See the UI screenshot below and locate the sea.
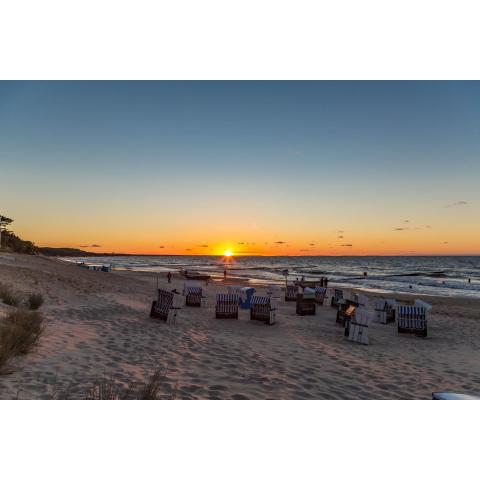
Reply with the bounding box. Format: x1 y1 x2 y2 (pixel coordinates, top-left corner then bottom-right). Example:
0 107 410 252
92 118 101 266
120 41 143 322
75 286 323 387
62 255 480 299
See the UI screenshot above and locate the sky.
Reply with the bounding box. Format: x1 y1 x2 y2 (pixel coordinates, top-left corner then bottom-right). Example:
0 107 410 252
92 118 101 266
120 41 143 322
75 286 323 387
0 81 479 256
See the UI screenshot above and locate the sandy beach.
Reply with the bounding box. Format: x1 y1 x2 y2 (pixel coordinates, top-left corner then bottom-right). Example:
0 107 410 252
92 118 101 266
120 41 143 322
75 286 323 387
0 252 479 399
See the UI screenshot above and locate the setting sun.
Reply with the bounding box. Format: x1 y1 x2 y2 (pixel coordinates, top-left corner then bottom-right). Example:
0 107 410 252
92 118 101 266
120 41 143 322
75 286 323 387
223 249 233 257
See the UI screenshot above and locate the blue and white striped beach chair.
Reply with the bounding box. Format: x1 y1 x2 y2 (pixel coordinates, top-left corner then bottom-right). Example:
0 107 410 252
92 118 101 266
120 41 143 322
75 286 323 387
346 308 370 345
315 286 327 305
250 295 276 325
397 305 427 337
215 293 239 319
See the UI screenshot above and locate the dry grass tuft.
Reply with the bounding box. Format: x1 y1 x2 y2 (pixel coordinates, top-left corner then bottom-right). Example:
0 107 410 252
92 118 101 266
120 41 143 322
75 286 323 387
26 293 44 310
0 284 22 307
85 376 119 400
0 309 45 374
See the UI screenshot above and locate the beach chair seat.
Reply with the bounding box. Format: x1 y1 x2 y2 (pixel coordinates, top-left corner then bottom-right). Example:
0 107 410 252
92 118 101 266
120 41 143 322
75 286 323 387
346 308 370 345
215 293 239 319
250 295 276 325
185 286 203 307
150 289 182 324
397 305 427 337
285 284 298 302
314 286 327 305
336 303 356 327
331 289 344 308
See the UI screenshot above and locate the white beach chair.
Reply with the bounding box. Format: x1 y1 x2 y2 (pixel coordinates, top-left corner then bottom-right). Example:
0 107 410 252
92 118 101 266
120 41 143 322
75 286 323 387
347 308 370 345
374 298 396 324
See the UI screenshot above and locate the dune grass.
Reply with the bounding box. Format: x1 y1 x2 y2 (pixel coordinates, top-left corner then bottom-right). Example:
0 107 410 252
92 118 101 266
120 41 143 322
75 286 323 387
26 293 44 310
0 283 22 307
0 309 45 374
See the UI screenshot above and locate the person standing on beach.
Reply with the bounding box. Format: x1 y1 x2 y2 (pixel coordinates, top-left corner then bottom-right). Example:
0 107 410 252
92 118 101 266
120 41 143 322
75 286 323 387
224 268 227 280
167 272 172 283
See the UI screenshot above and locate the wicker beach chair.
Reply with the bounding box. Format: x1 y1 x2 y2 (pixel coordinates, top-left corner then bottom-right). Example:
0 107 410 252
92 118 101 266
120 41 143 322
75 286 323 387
250 295 276 325
314 286 327 305
346 308 370 345
331 289 344 308
185 286 203 307
150 289 182 324
285 284 298 302
397 305 427 337
215 293 239 319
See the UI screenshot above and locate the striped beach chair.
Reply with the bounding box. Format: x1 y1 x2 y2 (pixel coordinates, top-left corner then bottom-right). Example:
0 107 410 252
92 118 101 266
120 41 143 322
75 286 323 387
331 289 344 308
150 289 182 324
314 286 327 305
285 284 298 302
346 308 370 345
250 295 276 325
215 293 239 319
296 288 316 316
185 286 203 307
397 305 427 337
227 286 241 295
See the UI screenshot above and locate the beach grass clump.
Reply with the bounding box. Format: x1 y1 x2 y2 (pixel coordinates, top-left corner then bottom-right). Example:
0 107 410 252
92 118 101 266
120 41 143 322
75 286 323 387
0 309 45 374
26 293 44 310
0 284 22 307
85 369 168 400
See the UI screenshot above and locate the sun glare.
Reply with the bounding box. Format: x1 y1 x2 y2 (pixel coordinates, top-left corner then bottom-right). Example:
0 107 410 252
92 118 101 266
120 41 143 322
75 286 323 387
223 250 233 257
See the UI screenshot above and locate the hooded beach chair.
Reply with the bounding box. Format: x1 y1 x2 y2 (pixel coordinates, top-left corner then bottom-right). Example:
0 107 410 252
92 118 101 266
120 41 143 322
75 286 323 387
215 293 239 319
331 289 344 308
346 308 370 345
150 288 183 324
250 295 276 325
315 286 327 305
285 284 298 302
397 305 428 337
374 298 396 324
296 288 316 316
185 285 203 307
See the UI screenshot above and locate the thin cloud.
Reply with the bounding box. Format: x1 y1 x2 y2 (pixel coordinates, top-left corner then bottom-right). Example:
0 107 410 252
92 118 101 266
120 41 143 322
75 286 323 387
340 244 353 247
403 220 409 223
445 200 468 208
198 245 209 248
425 225 432 229
238 242 245 245
80 244 102 248
394 227 408 231
309 243 315 246
275 241 286 244
337 230 344 233
337 235 344 238
159 246 165 249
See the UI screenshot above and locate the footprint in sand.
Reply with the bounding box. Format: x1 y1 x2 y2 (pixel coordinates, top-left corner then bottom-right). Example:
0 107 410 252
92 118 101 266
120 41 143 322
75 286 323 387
208 384 227 391
231 393 249 400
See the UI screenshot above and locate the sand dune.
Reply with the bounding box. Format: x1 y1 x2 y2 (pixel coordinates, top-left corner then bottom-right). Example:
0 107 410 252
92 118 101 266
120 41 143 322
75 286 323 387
0 253 479 399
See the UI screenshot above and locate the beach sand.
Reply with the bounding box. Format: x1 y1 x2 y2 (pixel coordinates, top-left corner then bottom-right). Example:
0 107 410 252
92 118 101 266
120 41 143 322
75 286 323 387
0 252 479 399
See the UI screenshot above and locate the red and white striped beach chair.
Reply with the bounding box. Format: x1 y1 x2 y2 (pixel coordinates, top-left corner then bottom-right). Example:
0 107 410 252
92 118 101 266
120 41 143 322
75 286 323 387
185 286 203 307
315 286 327 305
150 289 182 324
250 295 276 325
215 293 239 319
285 284 298 302
397 305 427 337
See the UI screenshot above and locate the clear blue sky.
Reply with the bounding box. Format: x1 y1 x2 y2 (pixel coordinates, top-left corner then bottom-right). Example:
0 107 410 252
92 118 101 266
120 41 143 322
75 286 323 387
1 81 478 254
